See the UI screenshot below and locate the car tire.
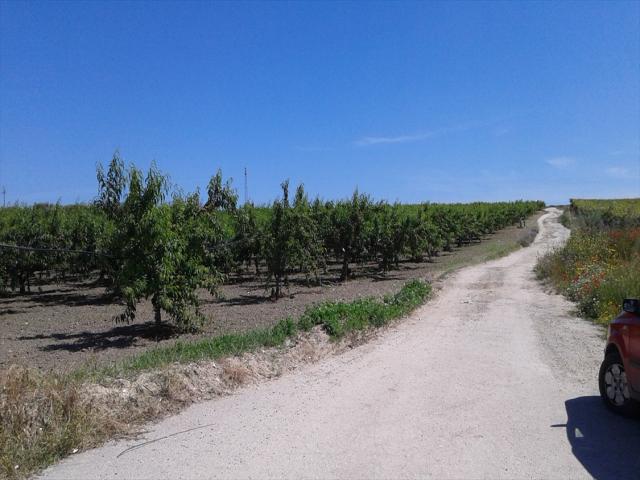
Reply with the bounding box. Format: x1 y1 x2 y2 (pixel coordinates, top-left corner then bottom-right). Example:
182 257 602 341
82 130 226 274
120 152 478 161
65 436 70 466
599 353 640 417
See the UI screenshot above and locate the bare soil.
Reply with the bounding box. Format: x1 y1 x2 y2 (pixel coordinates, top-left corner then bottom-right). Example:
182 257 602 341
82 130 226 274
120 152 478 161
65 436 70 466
0 214 541 372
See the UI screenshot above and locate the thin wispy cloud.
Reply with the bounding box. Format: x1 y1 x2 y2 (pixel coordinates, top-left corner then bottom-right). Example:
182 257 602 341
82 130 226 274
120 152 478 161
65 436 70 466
545 156 576 169
605 166 640 179
354 121 487 147
355 131 438 146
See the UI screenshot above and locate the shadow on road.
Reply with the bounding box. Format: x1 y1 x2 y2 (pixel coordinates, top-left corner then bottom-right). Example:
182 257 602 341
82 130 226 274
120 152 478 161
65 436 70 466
563 396 640 480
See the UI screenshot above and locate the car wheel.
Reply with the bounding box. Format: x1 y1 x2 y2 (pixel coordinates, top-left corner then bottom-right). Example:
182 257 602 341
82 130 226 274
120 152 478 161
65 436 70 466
599 353 639 417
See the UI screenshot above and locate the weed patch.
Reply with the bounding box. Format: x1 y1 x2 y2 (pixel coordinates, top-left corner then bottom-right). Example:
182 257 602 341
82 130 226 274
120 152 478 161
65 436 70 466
297 280 431 338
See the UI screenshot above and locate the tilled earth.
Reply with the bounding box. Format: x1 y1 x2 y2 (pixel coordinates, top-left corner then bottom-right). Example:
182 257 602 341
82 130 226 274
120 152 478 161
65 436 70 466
1 215 540 372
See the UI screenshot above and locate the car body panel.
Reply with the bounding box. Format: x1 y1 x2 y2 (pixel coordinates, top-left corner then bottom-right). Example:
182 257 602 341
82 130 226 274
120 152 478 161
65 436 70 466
607 310 640 399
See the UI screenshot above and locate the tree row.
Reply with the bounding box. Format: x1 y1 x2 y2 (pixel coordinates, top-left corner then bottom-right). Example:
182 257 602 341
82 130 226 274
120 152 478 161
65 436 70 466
0 153 544 329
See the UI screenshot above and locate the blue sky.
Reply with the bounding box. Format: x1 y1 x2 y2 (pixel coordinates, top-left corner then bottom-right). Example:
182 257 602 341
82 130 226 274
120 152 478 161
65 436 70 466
1 1 638 206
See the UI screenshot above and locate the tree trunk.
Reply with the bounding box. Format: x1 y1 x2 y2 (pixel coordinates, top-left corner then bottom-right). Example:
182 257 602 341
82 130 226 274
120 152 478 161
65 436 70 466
341 253 349 281
154 303 162 325
275 276 281 299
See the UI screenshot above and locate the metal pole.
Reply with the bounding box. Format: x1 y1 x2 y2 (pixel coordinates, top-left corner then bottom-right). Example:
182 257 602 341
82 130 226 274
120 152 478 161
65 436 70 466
244 167 249 205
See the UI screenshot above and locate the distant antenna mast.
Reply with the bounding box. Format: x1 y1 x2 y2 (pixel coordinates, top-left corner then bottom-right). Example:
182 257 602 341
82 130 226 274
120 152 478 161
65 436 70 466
244 167 249 205
1 186 5 207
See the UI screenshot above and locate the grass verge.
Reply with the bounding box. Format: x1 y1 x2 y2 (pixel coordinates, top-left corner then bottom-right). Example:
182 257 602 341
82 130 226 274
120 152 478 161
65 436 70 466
536 207 640 325
1 367 98 479
1 279 431 479
297 279 430 337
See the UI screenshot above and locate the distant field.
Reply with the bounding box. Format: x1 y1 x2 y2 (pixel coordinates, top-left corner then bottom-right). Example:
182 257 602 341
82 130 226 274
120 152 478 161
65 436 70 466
570 198 640 222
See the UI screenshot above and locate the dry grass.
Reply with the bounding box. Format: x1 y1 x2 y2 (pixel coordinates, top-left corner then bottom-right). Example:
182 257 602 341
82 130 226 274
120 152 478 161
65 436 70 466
0 366 117 479
220 360 252 387
0 363 218 479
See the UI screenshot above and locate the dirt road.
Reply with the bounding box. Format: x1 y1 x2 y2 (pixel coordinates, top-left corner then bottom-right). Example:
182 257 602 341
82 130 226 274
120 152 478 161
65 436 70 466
39 209 640 480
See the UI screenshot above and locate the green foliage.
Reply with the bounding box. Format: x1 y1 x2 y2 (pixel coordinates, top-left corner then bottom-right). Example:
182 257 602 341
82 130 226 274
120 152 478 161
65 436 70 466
262 181 290 298
370 202 404 271
289 184 325 281
537 199 640 324
0 195 543 298
297 279 431 337
232 202 262 274
403 208 442 261
262 180 324 297
0 204 108 293
569 198 640 230
109 165 221 330
328 190 373 280
95 151 125 220
205 169 238 213
0 151 544 320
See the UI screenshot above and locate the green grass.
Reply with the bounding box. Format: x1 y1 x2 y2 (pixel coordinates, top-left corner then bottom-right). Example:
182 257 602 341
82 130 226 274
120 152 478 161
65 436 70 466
3 279 431 479
73 317 298 381
75 279 431 382
297 279 431 337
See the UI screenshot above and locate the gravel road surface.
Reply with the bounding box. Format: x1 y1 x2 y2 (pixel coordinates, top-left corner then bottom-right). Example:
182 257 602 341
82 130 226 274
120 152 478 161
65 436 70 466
39 208 640 480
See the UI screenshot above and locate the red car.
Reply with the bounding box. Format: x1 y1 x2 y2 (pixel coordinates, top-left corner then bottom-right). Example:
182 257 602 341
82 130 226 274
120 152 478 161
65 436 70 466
599 298 640 416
